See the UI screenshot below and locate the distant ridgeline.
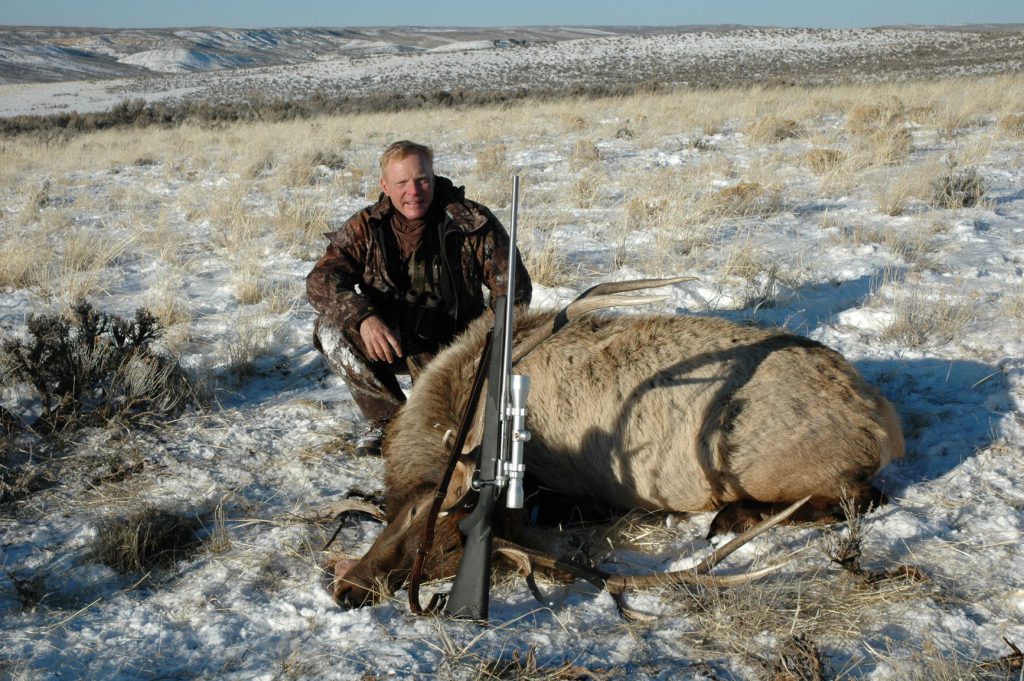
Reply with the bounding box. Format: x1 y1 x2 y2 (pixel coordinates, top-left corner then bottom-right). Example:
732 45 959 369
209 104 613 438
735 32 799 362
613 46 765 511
2 25 1023 137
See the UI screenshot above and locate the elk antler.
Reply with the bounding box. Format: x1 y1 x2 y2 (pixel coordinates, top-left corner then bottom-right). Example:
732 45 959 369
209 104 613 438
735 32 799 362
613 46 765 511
493 496 811 620
313 498 388 551
512 276 695 365
575 276 697 300
311 498 387 524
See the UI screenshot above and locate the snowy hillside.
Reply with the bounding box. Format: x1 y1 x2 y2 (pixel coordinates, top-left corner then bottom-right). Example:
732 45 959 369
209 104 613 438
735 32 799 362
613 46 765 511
1 26 1024 118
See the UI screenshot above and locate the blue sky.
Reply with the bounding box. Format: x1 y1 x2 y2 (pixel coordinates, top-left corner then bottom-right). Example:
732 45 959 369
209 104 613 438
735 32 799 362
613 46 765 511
3 0 1022 29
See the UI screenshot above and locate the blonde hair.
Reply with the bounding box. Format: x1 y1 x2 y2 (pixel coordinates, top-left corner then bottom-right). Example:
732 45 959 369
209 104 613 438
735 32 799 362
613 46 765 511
379 140 433 176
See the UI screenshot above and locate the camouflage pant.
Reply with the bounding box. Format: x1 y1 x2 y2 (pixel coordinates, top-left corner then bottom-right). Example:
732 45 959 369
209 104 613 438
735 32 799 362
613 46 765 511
313 317 434 425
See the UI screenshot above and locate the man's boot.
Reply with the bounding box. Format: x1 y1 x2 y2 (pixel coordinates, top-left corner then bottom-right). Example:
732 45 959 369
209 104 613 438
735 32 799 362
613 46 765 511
355 422 385 457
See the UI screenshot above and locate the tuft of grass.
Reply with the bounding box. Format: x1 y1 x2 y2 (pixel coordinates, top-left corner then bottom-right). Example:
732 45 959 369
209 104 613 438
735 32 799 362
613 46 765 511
278 148 346 186
802 148 845 174
17 179 53 224
931 167 986 209
205 500 233 555
571 173 602 209
1004 285 1024 320
870 638 1022 681
231 258 269 306
846 98 905 135
746 115 802 144
885 225 943 271
710 181 783 219
765 633 830 681
568 139 601 171
874 171 923 217
522 239 575 289
469 145 516 207
558 112 588 132
93 506 204 574
623 194 668 231
880 287 977 349
274 196 332 260
145 285 194 331
0 230 49 291
865 125 914 166
223 311 283 380
474 144 510 176
997 112 1024 138
670 566 929 667
720 245 799 311
240 148 276 178
820 495 870 575
334 165 367 197
475 647 607 680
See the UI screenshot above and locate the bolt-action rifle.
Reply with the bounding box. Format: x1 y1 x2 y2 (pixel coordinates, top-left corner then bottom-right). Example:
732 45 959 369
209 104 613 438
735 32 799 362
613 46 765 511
442 176 530 620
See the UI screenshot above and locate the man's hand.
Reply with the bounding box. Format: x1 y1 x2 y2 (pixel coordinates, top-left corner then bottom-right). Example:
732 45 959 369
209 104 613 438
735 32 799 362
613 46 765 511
359 315 403 363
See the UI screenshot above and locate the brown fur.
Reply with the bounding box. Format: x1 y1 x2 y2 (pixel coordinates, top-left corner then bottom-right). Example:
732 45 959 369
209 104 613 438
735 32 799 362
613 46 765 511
332 310 904 607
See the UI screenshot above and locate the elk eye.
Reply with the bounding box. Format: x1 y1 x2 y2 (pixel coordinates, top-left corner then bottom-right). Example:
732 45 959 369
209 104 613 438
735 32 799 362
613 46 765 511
409 505 417 519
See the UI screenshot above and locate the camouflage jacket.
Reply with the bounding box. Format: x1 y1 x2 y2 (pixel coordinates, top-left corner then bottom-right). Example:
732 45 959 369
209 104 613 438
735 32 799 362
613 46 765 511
306 176 532 350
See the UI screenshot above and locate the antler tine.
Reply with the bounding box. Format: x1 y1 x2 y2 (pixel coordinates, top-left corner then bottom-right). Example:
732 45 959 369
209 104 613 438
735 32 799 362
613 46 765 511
511 276 695 366
311 498 387 524
693 495 812 574
607 559 792 590
577 276 696 299
566 294 669 317
602 497 811 591
491 499 808 617
511 294 669 364
317 498 389 551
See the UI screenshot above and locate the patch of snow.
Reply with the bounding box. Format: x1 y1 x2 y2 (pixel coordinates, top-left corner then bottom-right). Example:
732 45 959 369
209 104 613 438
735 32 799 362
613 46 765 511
119 48 255 73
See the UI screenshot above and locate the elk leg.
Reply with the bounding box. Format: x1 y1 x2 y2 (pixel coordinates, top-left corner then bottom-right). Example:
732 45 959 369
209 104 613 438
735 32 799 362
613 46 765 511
706 485 888 539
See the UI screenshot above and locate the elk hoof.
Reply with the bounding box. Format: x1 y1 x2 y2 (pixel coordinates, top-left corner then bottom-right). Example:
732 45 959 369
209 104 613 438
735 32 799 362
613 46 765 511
706 502 766 539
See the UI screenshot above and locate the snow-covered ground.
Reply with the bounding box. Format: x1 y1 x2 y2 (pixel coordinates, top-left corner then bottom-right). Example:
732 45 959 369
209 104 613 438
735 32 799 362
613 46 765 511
1 34 1023 680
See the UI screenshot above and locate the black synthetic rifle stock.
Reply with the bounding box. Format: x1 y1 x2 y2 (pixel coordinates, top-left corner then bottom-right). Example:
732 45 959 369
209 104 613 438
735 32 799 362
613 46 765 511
443 177 528 620
441 296 507 619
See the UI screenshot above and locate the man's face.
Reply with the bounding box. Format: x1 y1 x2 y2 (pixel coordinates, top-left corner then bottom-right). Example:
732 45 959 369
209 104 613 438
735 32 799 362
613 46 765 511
380 153 435 220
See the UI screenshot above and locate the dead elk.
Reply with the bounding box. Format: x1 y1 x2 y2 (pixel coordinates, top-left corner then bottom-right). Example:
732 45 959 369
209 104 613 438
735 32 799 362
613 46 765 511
330 283 904 609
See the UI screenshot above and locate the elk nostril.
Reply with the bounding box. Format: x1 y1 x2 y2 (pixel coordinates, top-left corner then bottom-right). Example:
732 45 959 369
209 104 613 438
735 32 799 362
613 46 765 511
335 585 357 609
334 584 369 610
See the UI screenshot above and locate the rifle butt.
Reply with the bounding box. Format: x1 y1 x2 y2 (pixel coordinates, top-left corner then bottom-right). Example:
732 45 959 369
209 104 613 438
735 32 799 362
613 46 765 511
443 486 497 620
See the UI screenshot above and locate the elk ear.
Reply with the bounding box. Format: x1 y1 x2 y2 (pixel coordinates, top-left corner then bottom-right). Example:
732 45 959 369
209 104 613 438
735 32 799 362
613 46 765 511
441 456 477 512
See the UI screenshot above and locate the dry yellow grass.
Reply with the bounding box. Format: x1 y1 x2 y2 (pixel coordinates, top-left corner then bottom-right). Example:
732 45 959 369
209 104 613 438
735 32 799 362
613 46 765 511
474 143 510 176
623 194 669 231
802 147 845 174
711 181 783 218
746 115 802 144
998 112 1024 137
880 286 978 349
568 139 601 171
846 97 906 135
274 195 332 260
0 72 1021 347
874 171 920 216
522 239 574 288
0 228 50 291
570 173 602 209
1004 284 1024 320
863 125 914 165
